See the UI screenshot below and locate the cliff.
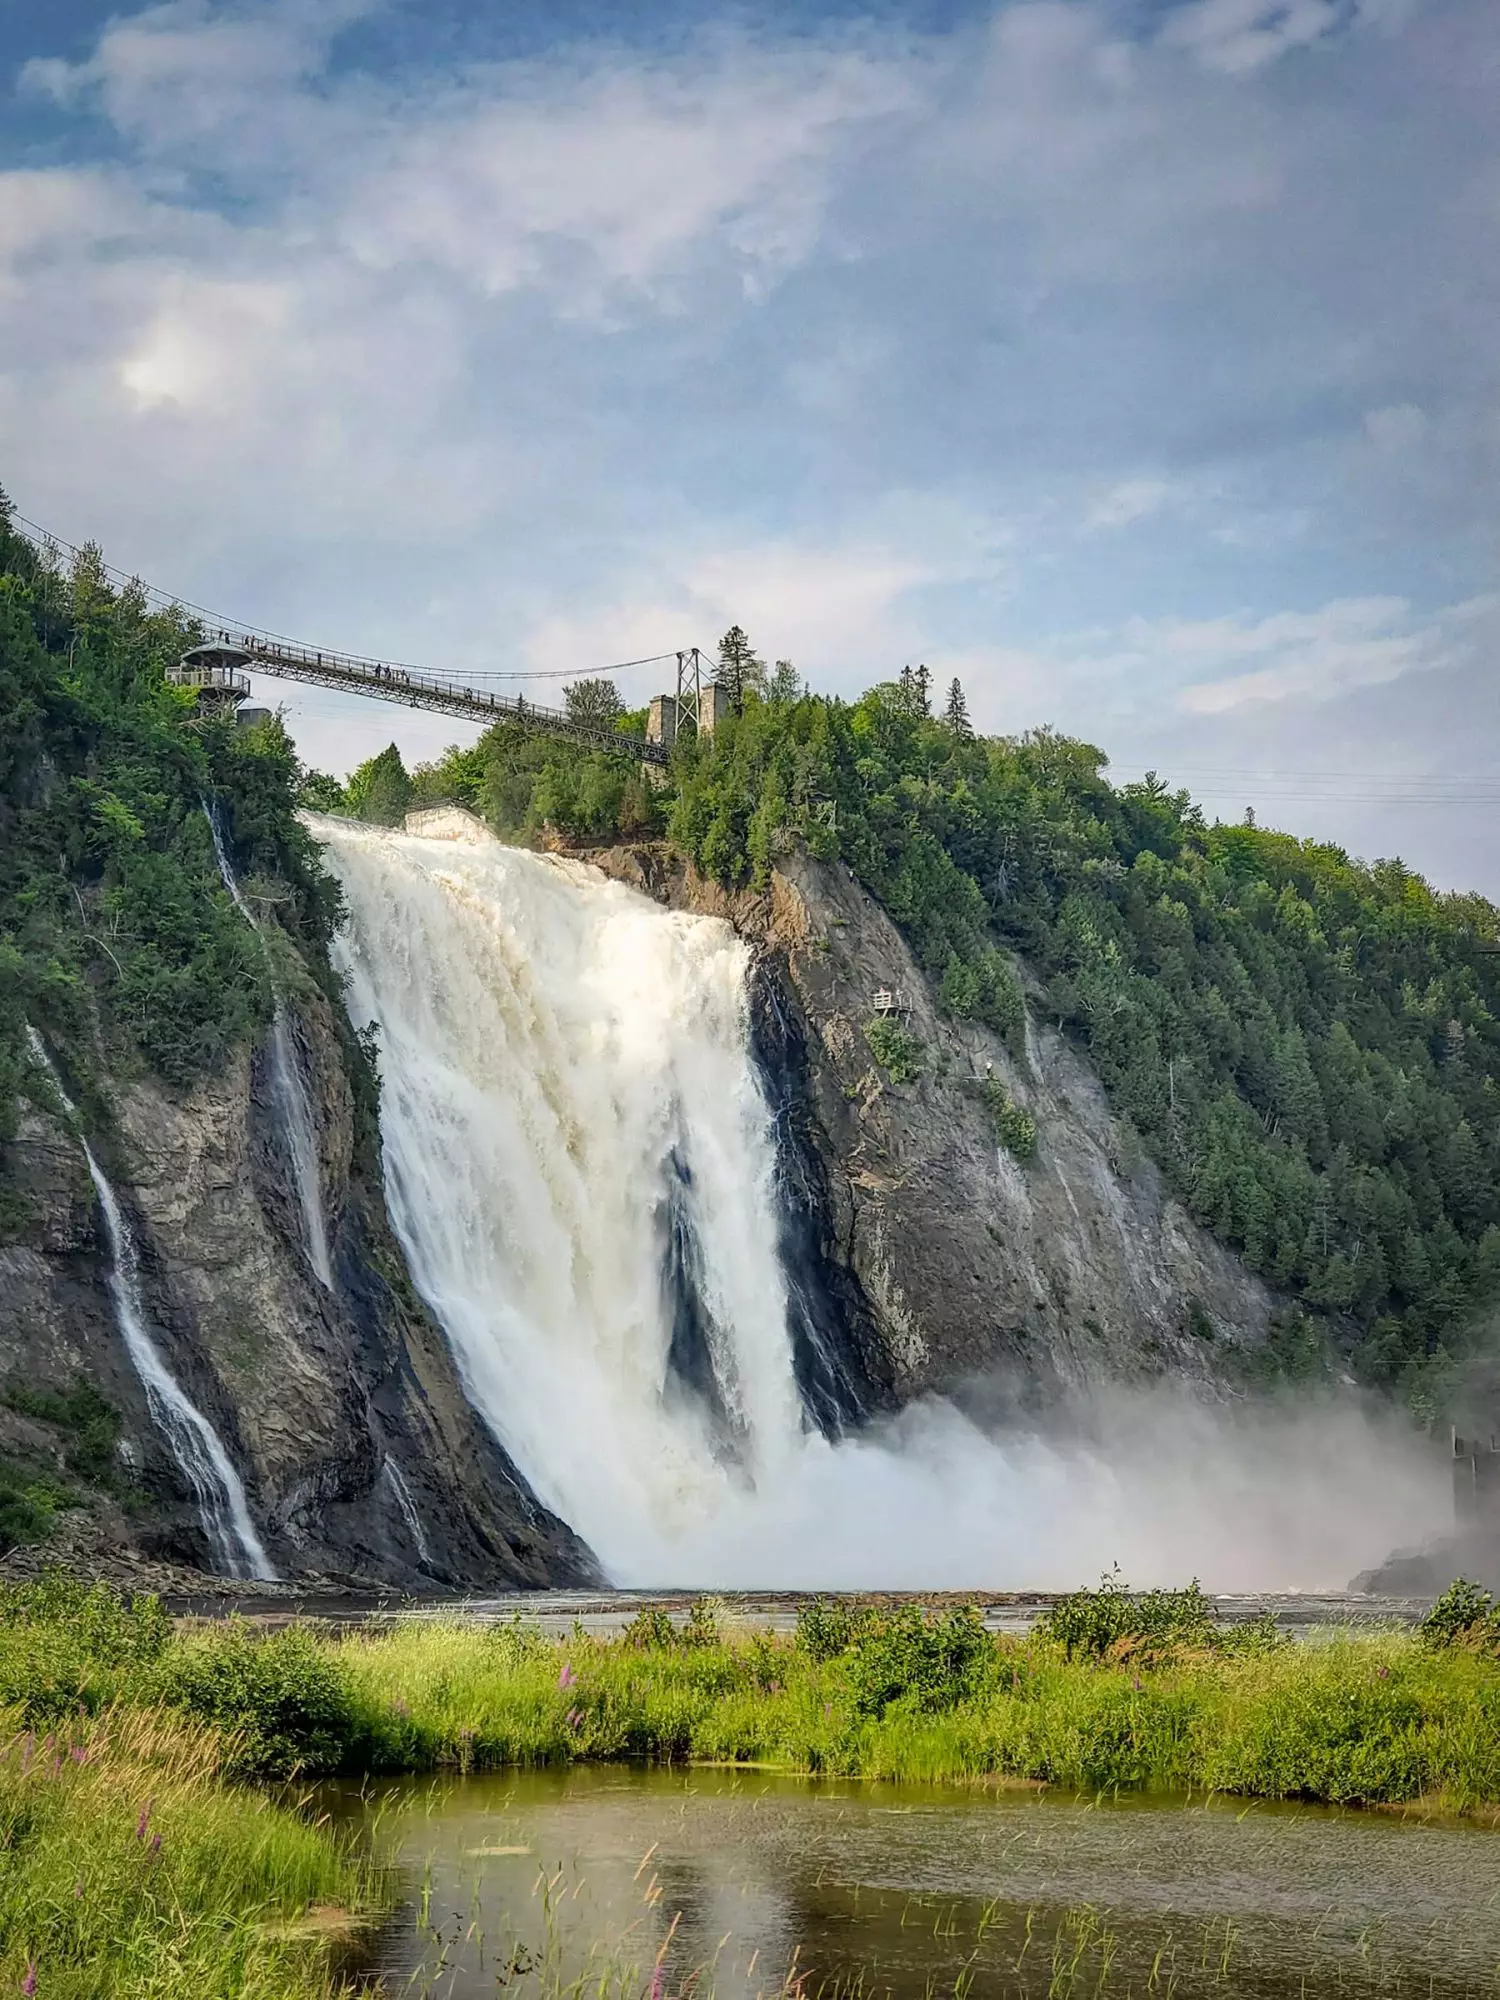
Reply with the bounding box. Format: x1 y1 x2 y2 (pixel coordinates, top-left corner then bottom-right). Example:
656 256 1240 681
0 974 592 1591
587 840 1281 1411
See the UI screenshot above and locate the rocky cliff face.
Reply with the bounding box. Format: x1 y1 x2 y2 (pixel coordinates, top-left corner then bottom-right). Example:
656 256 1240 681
588 841 1278 1412
0 975 591 1591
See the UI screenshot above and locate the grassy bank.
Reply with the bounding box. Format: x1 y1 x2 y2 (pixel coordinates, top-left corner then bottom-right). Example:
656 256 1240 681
8 1576 1500 1820
0 1577 389 1997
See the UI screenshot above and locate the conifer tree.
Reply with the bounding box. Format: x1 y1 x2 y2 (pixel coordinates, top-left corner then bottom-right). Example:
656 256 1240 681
944 677 973 738
713 626 765 711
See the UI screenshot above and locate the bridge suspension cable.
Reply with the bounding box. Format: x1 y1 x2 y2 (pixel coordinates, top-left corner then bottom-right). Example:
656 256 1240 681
7 513 706 762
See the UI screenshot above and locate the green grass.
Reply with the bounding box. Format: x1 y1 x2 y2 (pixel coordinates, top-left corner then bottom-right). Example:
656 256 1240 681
5 1571 1500 2000
0 1706 384 1999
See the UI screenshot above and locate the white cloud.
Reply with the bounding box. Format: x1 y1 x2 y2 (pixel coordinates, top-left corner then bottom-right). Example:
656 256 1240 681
1160 0 1345 74
1173 594 1500 712
1084 478 1177 529
2 0 1496 886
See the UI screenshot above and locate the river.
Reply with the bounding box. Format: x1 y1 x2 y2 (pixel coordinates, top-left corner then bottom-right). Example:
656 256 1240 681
327 1764 1500 1998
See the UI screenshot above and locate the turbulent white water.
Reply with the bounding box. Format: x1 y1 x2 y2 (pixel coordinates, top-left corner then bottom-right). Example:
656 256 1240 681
315 816 1448 1590
25 1029 275 1580
205 805 334 1290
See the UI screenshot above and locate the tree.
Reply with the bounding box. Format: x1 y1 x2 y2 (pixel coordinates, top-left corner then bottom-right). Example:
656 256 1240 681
944 677 972 738
298 769 346 812
713 626 766 711
563 677 625 732
767 659 801 705
345 743 412 825
897 663 932 717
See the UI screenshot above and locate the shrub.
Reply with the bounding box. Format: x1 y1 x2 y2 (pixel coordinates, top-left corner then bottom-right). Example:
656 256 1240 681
0 1572 171 1719
982 1075 1037 1159
1422 1578 1500 1651
864 1017 924 1084
157 1623 362 1777
1041 1572 1220 1664
621 1605 679 1650
795 1598 876 1662
621 1599 722 1651
846 1605 995 1716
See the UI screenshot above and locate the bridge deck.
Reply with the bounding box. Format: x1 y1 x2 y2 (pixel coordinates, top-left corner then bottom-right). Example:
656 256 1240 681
193 632 669 764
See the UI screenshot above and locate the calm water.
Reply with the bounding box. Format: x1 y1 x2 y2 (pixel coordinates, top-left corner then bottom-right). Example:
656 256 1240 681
330 1765 1500 1998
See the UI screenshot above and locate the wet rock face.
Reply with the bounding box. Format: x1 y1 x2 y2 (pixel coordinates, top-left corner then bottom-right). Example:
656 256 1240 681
0 981 593 1590
587 842 1277 1407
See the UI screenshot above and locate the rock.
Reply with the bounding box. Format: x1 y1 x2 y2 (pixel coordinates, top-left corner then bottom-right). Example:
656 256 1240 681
0 981 593 1591
586 840 1279 1407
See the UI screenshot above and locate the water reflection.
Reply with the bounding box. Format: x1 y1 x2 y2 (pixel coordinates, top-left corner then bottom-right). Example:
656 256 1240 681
327 1766 1500 1998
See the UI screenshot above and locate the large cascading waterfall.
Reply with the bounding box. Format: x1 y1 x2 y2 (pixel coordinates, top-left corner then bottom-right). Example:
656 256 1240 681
315 817 1448 1590
318 816 805 1578
25 1030 275 1580
205 805 334 1289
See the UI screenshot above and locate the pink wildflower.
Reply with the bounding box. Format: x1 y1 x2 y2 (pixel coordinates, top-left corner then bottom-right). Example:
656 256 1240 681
21 1962 36 1996
648 1965 665 2000
135 1803 151 1842
148 1833 162 1859
558 1663 576 1690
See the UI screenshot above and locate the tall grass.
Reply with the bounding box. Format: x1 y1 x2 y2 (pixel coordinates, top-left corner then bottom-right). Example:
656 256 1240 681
0 1704 385 1999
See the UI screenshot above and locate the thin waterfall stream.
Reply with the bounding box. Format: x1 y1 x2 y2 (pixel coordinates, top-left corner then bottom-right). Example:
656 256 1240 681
205 804 334 1289
24 1029 274 1579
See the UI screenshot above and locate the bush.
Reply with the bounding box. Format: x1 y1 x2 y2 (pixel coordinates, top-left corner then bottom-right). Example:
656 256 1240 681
982 1075 1037 1159
795 1598 876 1662
1422 1578 1500 1651
864 1017 924 1084
1042 1573 1220 1664
0 1573 171 1719
157 1624 363 1777
846 1605 995 1717
620 1599 722 1651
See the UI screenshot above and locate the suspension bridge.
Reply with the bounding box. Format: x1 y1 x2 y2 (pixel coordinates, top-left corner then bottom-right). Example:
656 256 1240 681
12 513 712 767
167 632 701 765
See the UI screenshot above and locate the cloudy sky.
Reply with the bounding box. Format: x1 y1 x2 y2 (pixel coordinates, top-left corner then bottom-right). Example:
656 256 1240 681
4 0 1496 890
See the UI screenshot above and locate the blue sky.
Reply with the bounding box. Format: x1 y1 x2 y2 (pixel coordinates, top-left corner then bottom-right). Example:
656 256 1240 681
3 0 1496 888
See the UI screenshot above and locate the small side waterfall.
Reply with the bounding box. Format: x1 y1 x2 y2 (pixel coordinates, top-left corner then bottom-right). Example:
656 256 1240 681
382 1455 433 1569
25 1029 275 1580
204 804 334 1289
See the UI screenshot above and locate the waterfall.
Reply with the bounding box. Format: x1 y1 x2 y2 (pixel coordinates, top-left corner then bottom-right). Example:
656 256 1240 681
318 815 805 1577
312 816 1449 1591
383 1455 434 1569
24 1029 275 1580
204 805 334 1289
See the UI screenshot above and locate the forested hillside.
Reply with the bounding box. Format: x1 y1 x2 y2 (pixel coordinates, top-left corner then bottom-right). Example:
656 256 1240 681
0 495 338 1178
356 644 1500 1405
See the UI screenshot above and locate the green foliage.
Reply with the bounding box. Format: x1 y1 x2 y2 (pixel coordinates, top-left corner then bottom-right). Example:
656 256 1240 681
0 1465 69 1558
0 1704 381 2000
864 1016 924 1084
5 1376 122 1487
845 1605 996 1716
0 495 344 1190
0 1572 171 1718
650 658 1500 1395
157 1623 362 1777
343 741 411 824
795 1598 876 1661
1421 1578 1500 1652
982 1075 1037 1159
620 1599 722 1652
1042 1572 1220 1662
